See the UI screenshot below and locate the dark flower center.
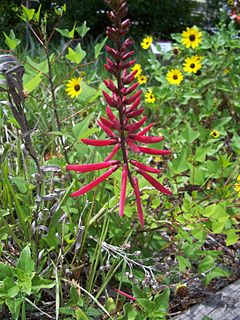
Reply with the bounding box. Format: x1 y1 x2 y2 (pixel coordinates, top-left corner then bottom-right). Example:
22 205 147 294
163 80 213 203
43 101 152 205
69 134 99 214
173 48 179 55
189 34 196 41
74 84 80 91
196 70 202 76
173 75 178 80
150 95 153 99
190 63 195 68
213 132 217 137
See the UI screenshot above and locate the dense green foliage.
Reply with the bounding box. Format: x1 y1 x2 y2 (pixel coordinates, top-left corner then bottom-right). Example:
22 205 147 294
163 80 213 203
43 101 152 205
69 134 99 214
0 2 239 319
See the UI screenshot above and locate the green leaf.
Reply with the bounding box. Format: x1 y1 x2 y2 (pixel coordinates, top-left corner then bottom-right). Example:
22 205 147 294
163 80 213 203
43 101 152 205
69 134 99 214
194 147 211 163
3 30 21 50
225 229 239 246
181 124 200 143
94 36 108 59
153 288 170 312
11 176 28 194
56 23 76 38
21 5 35 21
171 148 189 173
75 308 89 320
0 277 19 298
176 255 191 273
23 73 42 93
203 204 228 220
65 44 86 64
31 275 55 293
132 286 147 299
205 267 230 285
78 82 99 103
198 256 215 273
76 21 90 37
16 246 35 274
33 4 42 22
137 298 155 313
0 263 12 281
5 297 22 320
72 113 96 139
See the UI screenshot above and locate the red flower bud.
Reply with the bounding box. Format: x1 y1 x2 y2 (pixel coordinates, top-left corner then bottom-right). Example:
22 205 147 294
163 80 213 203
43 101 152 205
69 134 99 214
121 19 131 29
130 143 171 155
120 59 136 70
131 134 164 143
67 160 120 173
132 176 144 228
70 165 119 197
123 90 142 105
136 169 172 196
125 116 147 132
104 144 121 162
130 159 161 174
119 163 128 216
121 82 138 96
121 38 133 51
102 90 118 108
103 79 118 94
126 97 141 113
135 123 154 136
106 105 116 121
121 51 135 60
97 120 117 138
127 108 144 118
81 138 118 146
105 46 119 59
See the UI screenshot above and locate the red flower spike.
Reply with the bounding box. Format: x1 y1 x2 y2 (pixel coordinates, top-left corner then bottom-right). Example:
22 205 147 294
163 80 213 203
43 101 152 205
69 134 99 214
136 168 172 196
125 116 147 132
67 0 172 227
70 165 119 197
81 138 117 146
67 160 119 173
119 164 128 216
104 144 121 162
130 159 161 174
127 108 144 118
135 123 154 136
102 90 118 108
97 120 117 138
131 134 164 144
132 176 144 228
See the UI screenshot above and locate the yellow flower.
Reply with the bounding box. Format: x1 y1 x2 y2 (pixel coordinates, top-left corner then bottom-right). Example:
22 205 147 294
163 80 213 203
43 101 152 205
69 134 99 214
131 64 142 78
182 27 202 49
66 77 82 98
166 69 184 85
224 68 230 74
210 130 220 139
228 0 234 5
138 75 147 84
145 89 156 103
234 175 240 196
183 56 202 73
141 36 153 50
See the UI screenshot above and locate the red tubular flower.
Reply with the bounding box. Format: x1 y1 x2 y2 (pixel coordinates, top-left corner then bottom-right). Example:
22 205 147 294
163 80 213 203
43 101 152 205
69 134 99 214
133 177 144 228
136 168 172 196
66 160 119 173
70 165 119 197
67 0 172 227
114 288 136 301
119 164 128 216
130 159 161 174
81 138 117 146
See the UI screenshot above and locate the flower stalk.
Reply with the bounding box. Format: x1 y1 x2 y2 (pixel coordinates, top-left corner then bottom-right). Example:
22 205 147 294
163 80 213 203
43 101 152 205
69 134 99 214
67 0 172 227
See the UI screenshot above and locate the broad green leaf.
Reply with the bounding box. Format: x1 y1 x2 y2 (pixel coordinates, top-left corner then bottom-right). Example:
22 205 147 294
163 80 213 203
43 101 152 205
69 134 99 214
203 204 228 220
181 124 200 143
95 36 108 59
153 288 170 312
21 5 35 21
16 246 35 274
5 297 22 320
31 275 55 293
137 298 155 313
66 44 86 64
34 4 42 22
75 308 89 320
0 263 12 281
198 256 215 273
3 30 21 50
225 229 239 246
176 255 191 273
132 286 147 299
72 113 96 139
0 277 19 298
194 147 211 162
205 267 230 285
78 82 99 103
171 148 189 173
11 176 28 194
76 21 90 37
17 275 32 294
188 164 206 185
56 23 76 38
23 73 42 93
